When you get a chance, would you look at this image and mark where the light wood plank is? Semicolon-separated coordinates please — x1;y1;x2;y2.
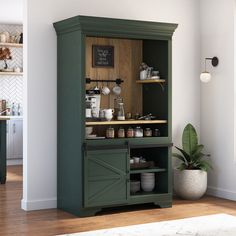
2;166;236;235
85;37;143;115
136;79;166;84
86;120;167;126
0;72;23;76
0;43;23;48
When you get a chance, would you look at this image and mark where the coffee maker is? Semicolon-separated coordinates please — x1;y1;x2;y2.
85;90;101;118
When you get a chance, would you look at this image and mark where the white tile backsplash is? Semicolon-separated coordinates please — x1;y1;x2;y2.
0;24;23;107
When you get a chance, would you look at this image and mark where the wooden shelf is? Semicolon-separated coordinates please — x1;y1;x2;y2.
130;167;166;174
136;79;166;84
0;43;23;48
86;120;167;126
0;72;23;76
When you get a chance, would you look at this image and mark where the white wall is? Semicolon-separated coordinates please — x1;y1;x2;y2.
0;0;23;24
200;0;236;200
23;0;201;210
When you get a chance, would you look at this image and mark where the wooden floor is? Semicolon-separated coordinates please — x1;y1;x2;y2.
1;166;236;236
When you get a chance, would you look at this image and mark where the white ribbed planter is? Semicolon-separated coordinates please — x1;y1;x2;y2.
174;169;207;200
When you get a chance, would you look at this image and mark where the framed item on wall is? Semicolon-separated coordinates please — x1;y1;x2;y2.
92;45;114;67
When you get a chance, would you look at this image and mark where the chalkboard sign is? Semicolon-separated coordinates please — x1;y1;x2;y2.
92;45;114;67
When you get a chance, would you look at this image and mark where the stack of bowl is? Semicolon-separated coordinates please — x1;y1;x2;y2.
141;173;155;192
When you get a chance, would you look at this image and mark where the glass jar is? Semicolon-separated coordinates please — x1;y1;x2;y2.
154;128;161;137
126;127;134;138
117;102;125;121
144;128;152;137
114;97;123;119
106;127;115;139
134;127;143;138
118;127;125;138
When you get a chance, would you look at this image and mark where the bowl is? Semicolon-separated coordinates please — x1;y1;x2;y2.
130;180;140;194
86;126;93;136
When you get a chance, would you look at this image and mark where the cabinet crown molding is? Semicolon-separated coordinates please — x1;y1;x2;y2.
54;15;178;40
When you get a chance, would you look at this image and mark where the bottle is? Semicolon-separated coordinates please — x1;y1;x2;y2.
114;97;123;119
6;100;11;116
11;103;16;116
117;102;125;121
17;103;22;116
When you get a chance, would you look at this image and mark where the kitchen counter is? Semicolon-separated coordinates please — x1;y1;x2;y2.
0;120;8;184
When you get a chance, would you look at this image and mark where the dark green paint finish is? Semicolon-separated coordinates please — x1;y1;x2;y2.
84;149;129;208
0;121;7;184
54;15;177;217
54;15;178;40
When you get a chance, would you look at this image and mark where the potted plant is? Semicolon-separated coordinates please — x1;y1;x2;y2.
173;123;212;200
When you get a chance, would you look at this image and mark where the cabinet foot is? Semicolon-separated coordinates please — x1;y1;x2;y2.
154;202;172;208
0;178;6;184
78;208;102;217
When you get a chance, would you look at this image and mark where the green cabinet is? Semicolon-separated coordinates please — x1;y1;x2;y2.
84;148;129;207
54;15;177;217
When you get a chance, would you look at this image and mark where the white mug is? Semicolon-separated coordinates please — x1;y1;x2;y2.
140;70;147;80
104;109;113;121
112;85;121;95
102;86;110;95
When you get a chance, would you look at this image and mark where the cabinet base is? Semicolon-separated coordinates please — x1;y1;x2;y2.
155;201;172;208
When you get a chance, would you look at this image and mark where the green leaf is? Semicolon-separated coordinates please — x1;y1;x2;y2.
182;124;198;155
193;145;204;155
172;153;188;164
175;146;191;162
177;163;188;171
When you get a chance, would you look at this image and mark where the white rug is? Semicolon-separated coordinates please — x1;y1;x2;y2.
60;214;236;236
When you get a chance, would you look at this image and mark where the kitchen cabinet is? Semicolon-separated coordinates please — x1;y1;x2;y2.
54;15;177;217
7;118;23;160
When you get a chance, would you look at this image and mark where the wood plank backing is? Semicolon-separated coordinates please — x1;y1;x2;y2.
85;37;143;116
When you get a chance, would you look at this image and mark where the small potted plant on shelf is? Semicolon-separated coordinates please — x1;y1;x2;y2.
173;123;212;200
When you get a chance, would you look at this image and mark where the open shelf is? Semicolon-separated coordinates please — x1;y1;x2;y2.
130;167;166;174
0;43;23;48
86;120;167;126
0;72;23;76
136;79;165;84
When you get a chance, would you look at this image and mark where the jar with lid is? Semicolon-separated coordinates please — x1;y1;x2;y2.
126;127;134;138
118;127;125;138
134;126;143;138
114;97;123;119
117;102;125;121
144;128;152;137
154;128;161;137
106;127;115;139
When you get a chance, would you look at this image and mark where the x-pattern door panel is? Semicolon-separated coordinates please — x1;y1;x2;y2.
84;148;129;208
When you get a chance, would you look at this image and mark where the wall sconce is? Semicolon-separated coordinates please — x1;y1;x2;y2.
200;57;219;83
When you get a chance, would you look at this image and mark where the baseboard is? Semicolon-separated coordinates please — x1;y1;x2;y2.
21;198;57;211
207;186;236;201
7;159;23;166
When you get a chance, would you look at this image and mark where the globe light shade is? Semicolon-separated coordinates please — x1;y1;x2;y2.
200;72;211;83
